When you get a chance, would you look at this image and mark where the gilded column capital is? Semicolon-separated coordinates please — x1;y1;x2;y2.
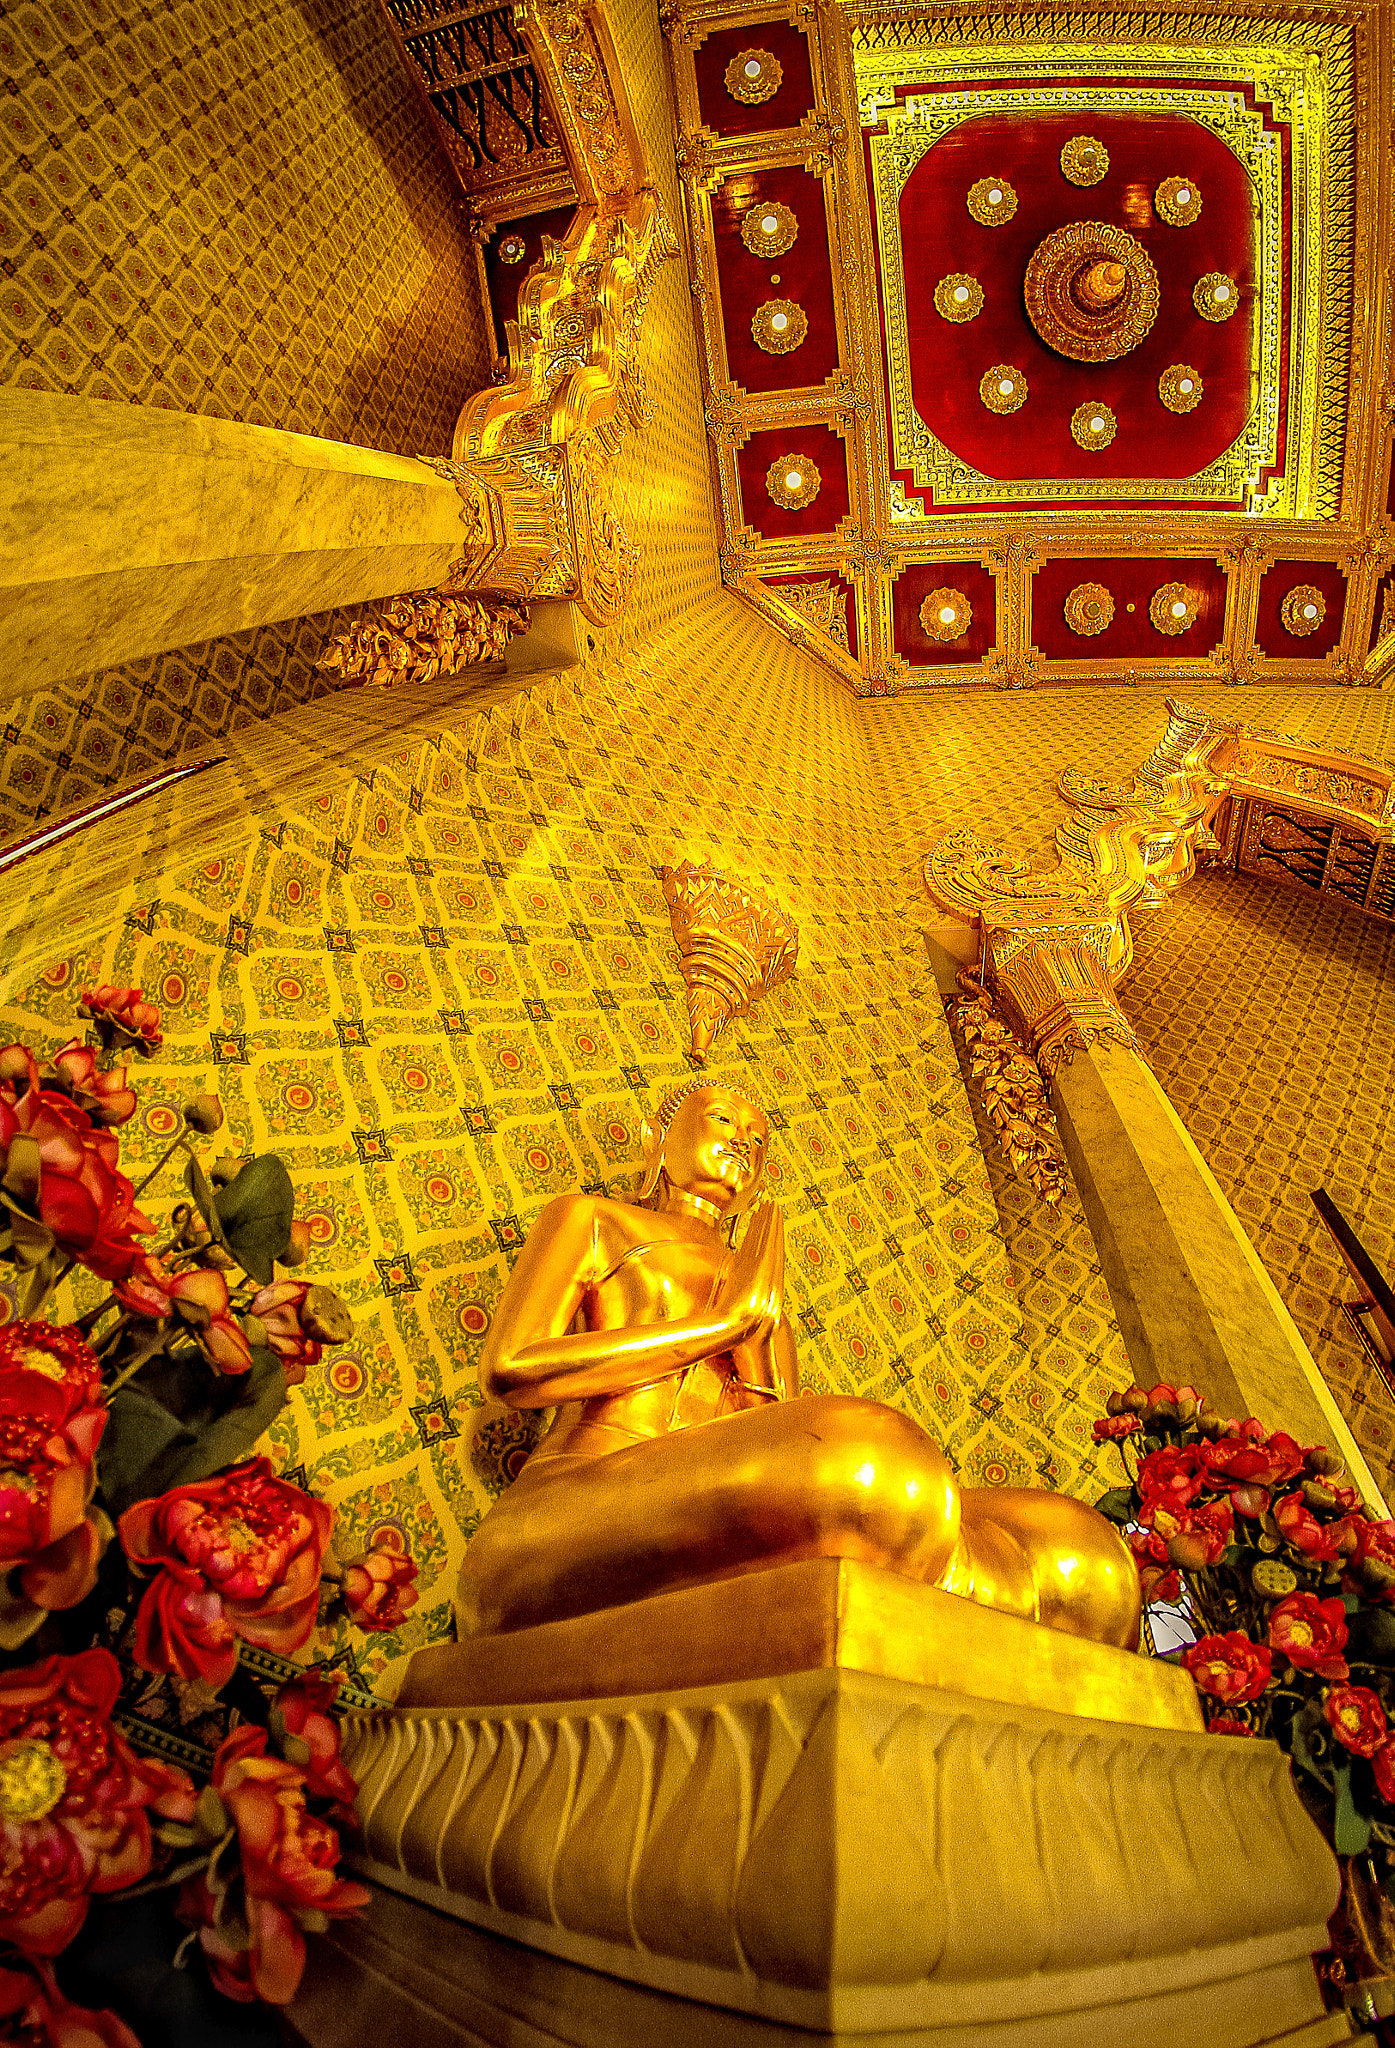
661;863;798;1060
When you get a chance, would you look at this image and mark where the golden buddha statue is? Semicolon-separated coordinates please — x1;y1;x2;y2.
458;1078;1139;1649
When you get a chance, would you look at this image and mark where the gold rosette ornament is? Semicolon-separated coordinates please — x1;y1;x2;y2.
1155;176;1202;226
1024;221;1158;362
725;49;781;103
1159;364;1203;414
1194;272;1238;321
765;455;820;511
1061;135;1109;186
967;177;1017;225
1063;582;1114;636
934;274;983;323
497;232;527;265
741;202;796;259
661;863;798;1060
1150;582;1201;634
1071;401;1117;451
919;588;972;642
1281;585;1327;637
751;299;807;354
980;364;1027;414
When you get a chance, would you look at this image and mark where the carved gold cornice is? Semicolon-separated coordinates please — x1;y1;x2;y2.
925;698;1395;1075
661;863;799;1059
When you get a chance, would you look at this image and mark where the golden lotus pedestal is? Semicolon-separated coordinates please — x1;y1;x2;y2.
287;1560;1352;2048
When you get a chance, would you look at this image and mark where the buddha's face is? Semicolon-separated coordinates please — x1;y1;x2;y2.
663;1088;769;1212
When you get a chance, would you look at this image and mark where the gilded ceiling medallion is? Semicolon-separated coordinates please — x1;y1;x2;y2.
1280;585;1327;637
1060;135;1109;187
1159;364;1204;414
740;201;797;260
765;454;821;511
967;177;1017;226
979;364;1027;414
1071;401;1117;451
1024;221;1158;363
498;232;527;265
1150;582;1201;634
934;274;983;324
1194;272;1239;322
1063;582;1115;636
725;49;782;104
1155;176;1203;227
919;587;972;641
751;298;808;354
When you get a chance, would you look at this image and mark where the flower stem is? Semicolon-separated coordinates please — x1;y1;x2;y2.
133;1131;191;1203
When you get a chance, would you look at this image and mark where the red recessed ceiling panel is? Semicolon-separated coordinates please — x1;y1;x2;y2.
894;563;997;666
695;22;815;138
894;107;1263;487
737;424;850;540
712;166;838;394
1254;560;1347;659
1030;557;1228;660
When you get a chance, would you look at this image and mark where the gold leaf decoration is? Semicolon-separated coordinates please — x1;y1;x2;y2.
1280;585;1327;637
1159;363;1204;413
765;455;821;511
661;863;798;1061
1194;272;1239;321
751;298;808;354
725;49;782;103
1070;401;1117;450
1023;221;1158;363
1060;135;1109;186
1149;582;1201;635
740;201;797;259
950;972;1068;1207
1063;582;1115;636
1155;175;1203;225
918;588;972;642
933;274;983;323
980;364;1027;414
318;575;529;686
967;176;1017;225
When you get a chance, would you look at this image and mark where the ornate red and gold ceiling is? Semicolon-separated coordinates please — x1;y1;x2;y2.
663;0;1392;693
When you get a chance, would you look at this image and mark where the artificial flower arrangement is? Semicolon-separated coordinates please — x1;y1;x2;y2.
1094;1381;1395;2007
0;987;421;2043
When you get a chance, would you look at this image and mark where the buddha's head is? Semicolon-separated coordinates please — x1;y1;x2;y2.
638;1078;769;1220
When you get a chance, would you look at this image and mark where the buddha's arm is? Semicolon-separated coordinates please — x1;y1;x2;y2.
482;1194;776;1410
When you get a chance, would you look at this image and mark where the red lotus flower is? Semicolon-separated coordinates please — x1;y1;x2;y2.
1267;1592;1349;1680
246;1282;351;1390
0;1958;140;2047
273;1674;357;1808
76;988;161;1057
0;1649;193;1956
1274;1490;1340;1561
1206;1717;1255;1737
178;1725;368;2005
0;1050;151;1281
341;1536;419;1633
1137;1443;1204;1514
1092;1415;1141;1442
112;1252;174;1321
1325;1683;1388;1758
1152;1496;1234;1569
1181;1631;1274;1704
1197;1430;1306;1517
1374;1739;1395;1807
0;1324;107;1618
1345;1518;1395;1590
120;1459;333;1687
122;1263;253;1375
45;1045;136;1130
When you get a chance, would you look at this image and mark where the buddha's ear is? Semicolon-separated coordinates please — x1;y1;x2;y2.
635;1116;664;1201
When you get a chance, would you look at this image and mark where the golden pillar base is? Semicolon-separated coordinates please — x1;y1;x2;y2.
328;1562;1344;2046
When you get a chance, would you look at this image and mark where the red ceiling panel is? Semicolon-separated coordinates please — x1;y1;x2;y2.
711;166;838;393
736;424;850;540
890;106;1269;494
1030;557;1228;660
1254;559;1347;659
695;22;815;138
894;562;997;665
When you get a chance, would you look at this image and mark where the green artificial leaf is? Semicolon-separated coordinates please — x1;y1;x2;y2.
1093;1488;1136;1525
97;1348;288;1511
1349;1605;1395;1662
154;1347;288;1489
194;1787;229;1844
1334;1758;1373;1857
183;1154;225;1244
1219;1544;1246;1567
1344;1594;1363;1615
98;1387;200;1517
213;1154;294;1285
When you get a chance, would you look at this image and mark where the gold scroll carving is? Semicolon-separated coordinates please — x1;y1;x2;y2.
660;863;798;1059
950;971;1069;1204
316;578;529;688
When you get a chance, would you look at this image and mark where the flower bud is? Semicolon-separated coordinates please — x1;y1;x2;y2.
1120;1386;1150;1416
0;1046;31;1087
183;1093;224;1135
1307;1447;1345;1478
1166;1530;1212;1571
1196;1413;1232;1441
211;1155;249;1187
1106;1391;1126;1418
302;1285;353;1346
282;1219;313;1268
1302;1480;1337;1513
1;1134;41;1203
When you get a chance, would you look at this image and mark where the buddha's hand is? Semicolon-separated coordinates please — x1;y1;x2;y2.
721;1200;785;1347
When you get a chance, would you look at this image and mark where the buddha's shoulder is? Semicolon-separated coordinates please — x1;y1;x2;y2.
530;1190;661;1242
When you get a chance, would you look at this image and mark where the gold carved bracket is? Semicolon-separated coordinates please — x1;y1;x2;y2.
661;863;799;1060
